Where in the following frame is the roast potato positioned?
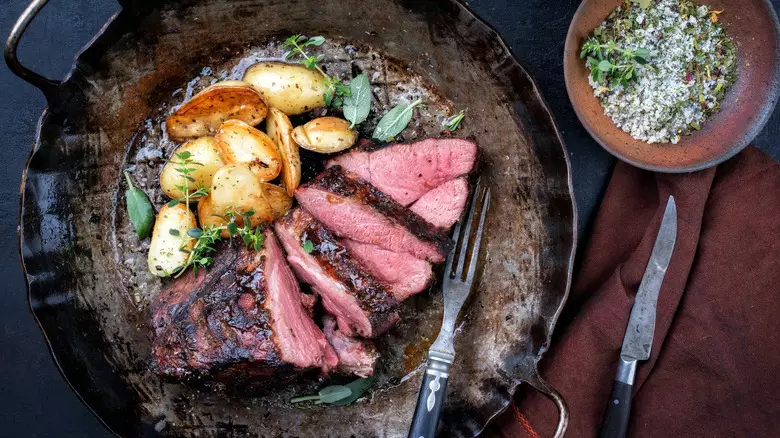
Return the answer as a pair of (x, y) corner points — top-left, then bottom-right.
(242, 62), (327, 115)
(210, 164), (274, 227)
(258, 182), (293, 219)
(165, 80), (268, 141)
(292, 116), (357, 153)
(197, 195), (230, 238)
(215, 120), (282, 182)
(266, 108), (301, 196)
(147, 203), (197, 277)
(159, 137), (226, 202)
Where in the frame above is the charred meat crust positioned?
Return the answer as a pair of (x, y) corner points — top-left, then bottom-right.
(280, 209), (400, 332)
(304, 166), (451, 254)
(150, 245), (284, 378)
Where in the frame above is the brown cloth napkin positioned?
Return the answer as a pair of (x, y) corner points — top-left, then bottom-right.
(488, 146), (780, 437)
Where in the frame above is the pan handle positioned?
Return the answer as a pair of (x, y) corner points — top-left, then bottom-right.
(526, 369), (570, 438)
(4, 0), (62, 102)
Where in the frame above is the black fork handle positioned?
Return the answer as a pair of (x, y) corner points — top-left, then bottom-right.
(408, 356), (451, 438)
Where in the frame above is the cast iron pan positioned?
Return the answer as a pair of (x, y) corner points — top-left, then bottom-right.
(7, 0), (577, 436)
(564, 0), (780, 173)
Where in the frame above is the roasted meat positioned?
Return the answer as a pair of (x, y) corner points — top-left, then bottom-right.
(295, 166), (450, 262)
(275, 208), (400, 338)
(342, 239), (433, 302)
(149, 230), (338, 379)
(322, 316), (378, 378)
(410, 176), (469, 229)
(327, 138), (478, 206)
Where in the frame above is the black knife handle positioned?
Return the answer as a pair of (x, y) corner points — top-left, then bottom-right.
(599, 379), (633, 438)
(408, 357), (450, 438)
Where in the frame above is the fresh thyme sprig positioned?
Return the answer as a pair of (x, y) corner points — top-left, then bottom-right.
(283, 35), (351, 107)
(580, 37), (650, 87)
(167, 150), (209, 207)
(174, 210), (265, 277)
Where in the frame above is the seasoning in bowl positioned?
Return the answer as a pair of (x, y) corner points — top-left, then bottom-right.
(580, 0), (737, 144)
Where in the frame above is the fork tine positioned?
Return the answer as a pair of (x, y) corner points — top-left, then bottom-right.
(453, 178), (482, 278)
(465, 188), (490, 284)
(443, 219), (461, 278)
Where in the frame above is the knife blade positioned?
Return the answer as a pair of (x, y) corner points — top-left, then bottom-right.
(599, 195), (677, 438)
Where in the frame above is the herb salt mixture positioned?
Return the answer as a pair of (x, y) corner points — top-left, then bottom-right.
(581, 0), (737, 144)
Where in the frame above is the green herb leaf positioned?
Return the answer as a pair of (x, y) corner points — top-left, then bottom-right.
(302, 240), (314, 254)
(188, 228), (204, 239)
(168, 199), (180, 208)
(169, 228), (180, 236)
(442, 110), (466, 132)
(331, 377), (376, 406)
(304, 36), (326, 47)
(318, 385), (353, 404)
(175, 151), (192, 160)
(342, 73), (372, 128)
(634, 48), (650, 60)
(227, 222), (239, 237)
(598, 60), (613, 72)
(372, 98), (423, 141)
(631, 0), (652, 9)
(124, 171), (155, 239)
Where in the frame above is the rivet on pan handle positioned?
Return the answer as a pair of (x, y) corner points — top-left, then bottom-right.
(4, 0), (63, 103)
(527, 368), (570, 438)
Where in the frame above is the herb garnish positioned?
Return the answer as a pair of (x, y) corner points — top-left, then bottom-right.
(124, 171), (155, 239)
(284, 35), (351, 107)
(174, 210), (265, 277)
(442, 110), (466, 132)
(167, 150), (209, 207)
(291, 377), (374, 406)
(342, 73), (372, 128)
(580, 38), (650, 87)
(302, 240), (314, 254)
(372, 98), (423, 141)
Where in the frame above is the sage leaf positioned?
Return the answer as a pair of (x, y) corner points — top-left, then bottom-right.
(318, 385), (353, 404)
(332, 377), (376, 406)
(343, 73), (371, 128)
(442, 110), (466, 132)
(124, 171), (154, 239)
(372, 98), (423, 141)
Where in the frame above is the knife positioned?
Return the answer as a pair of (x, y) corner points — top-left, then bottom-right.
(598, 196), (677, 438)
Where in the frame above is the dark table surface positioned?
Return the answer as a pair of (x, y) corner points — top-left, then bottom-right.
(1, 1), (778, 436)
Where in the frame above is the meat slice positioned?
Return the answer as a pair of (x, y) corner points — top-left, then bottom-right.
(296, 166), (450, 262)
(342, 239), (432, 302)
(328, 138), (478, 206)
(149, 231), (338, 379)
(275, 208), (399, 338)
(410, 177), (469, 228)
(323, 316), (378, 377)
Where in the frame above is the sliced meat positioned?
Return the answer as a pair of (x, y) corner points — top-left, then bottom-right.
(328, 138), (478, 206)
(275, 208), (399, 338)
(323, 316), (378, 378)
(150, 231), (338, 379)
(342, 239), (432, 302)
(296, 166), (450, 262)
(410, 177), (469, 228)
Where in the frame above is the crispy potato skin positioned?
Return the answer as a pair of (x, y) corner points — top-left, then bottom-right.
(242, 62), (327, 115)
(258, 182), (293, 219)
(197, 195), (230, 238)
(215, 120), (282, 182)
(165, 80), (268, 141)
(147, 203), (197, 276)
(266, 108), (301, 196)
(291, 116), (357, 153)
(159, 137), (225, 201)
(209, 164), (275, 227)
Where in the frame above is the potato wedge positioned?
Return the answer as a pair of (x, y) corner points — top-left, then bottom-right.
(292, 116), (357, 153)
(215, 120), (282, 182)
(242, 62), (327, 115)
(197, 195), (230, 238)
(165, 80), (268, 141)
(266, 108), (301, 196)
(159, 137), (226, 202)
(210, 164), (275, 227)
(258, 182), (293, 218)
(147, 203), (197, 277)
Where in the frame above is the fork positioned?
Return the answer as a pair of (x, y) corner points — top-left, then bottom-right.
(408, 180), (491, 438)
